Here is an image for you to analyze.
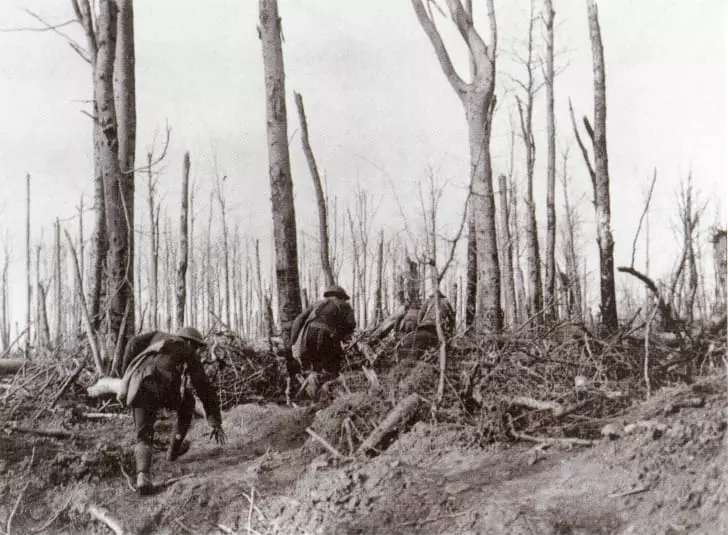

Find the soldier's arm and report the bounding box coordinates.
[342,302,357,338]
[186,355,222,427]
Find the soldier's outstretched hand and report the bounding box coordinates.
[208,425,226,445]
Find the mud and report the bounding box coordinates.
[0,374,725,534]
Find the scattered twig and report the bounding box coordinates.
[5,425,74,439]
[247,487,255,533]
[216,524,238,535]
[173,518,196,534]
[306,427,348,459]
[118,458,136,492]
[50,361,85,407]
[6,482,30,535]
[507,416,594,447]
[609,484,651,498]
[84,412,130,420]
[160,473,196,488]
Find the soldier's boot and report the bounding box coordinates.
[134,443,154,496]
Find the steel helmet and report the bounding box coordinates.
[323,285,350,300]
[175,326,207,346]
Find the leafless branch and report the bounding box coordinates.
[0,18,76,32]
[21,9,90,64]
[630,168,657,268]
[568,98,596,194]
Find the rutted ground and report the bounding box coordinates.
[0,373,725,534]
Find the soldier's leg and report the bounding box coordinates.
[167,388,194,461]
[133,406,156,495]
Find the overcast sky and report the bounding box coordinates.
[0,0,726,327]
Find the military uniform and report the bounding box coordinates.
[418,291,456,337]
[290,285,356,396]
[121,327,223,495]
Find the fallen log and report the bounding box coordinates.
[0,359,26,377]
[357,393,424,457]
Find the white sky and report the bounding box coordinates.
[0,0,726,328]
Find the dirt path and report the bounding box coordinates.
[1,376,725,534]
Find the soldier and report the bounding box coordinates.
[119,326,225,495]
[289,285,356,397]
[418,290,456,338]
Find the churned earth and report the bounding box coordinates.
[0,373,726,535]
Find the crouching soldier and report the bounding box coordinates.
[418,290,456,338]
[289,285,356,398]
[119,326,225,495]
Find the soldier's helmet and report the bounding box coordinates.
[323,285,350,300]
[175,326,207,346]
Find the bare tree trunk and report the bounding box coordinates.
[713,230,727,315]
[1,254,8,350]
[294,92,335,288]
[517,0,543,326]
[560,149,583,321]
[412,0,501,333]
[54,218,62,345]
[114,0,136,340]
[259,0,303,346]
[26,174,32,352]
[215,173,231,327]
[543,0,557,323]
[511,179,526,324]
[497,175,517,327]
[146,152,158,330]
[372,230,384,326]
[176,152,190,329]
[95,0,129,344]
[586,0,618,331]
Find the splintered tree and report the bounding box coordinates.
[412,0,502,332]
[294,91,335,288]
[259,0,303,345]
[570,0,618,331]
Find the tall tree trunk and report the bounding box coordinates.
[147,153,158,330]
[412,0,502,332]
[372,230,384,326]
[259,0,303,346]
[294,92,335,288]
[25,173,32,351]
[176,152,190,329]
[54,218,62,344]
[517,0,543,326]
[115,0,136,339]
[543,0,557,323]
[96,0,130,345]
[497,175,517,327]
[71,0,107,333]
[560,151,583,320]
[465,215,478,328]
[586,0,618,331]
